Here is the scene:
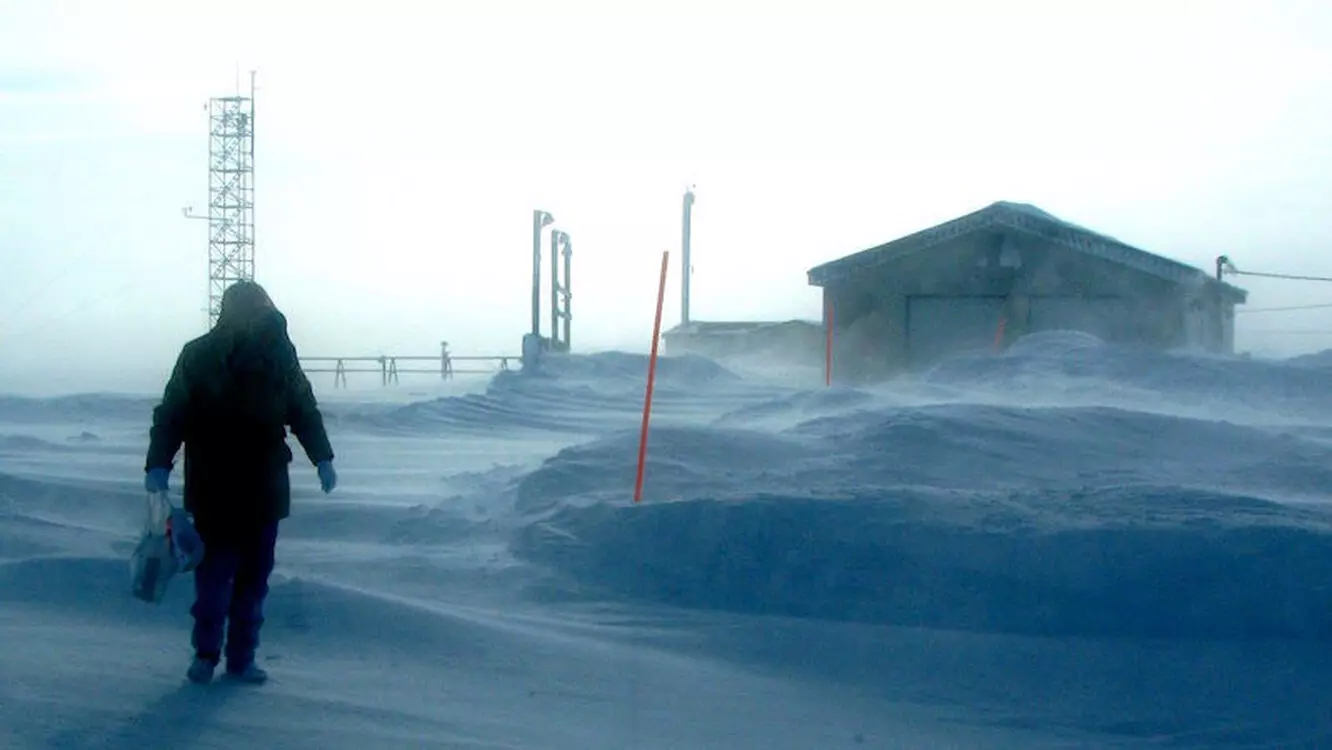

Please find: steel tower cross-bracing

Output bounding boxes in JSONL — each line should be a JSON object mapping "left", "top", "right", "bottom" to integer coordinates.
{"left": 205, "top": 77, "right": 255, "bottom": 328}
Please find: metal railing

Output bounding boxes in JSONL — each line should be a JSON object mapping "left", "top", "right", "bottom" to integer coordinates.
{"left": 300, "top": 343, "right": 518, "bottom": 388}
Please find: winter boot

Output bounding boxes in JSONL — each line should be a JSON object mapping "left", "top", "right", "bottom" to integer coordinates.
{"left": 186, "top": 656, "right": 217, "bottom": 685}
{"left": 224, "top": 661, "right": 268, "bottom": 685}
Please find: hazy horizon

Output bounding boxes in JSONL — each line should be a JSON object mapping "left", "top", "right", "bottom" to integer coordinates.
{"left": 5, "top": 0, "right": 1332, "bottom": 396}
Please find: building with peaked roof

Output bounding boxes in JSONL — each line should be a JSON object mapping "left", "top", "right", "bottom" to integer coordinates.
{"left": 807, "top": 201, "right": 1248, "bottom": 381}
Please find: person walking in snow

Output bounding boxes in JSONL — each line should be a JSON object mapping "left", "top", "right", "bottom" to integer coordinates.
{"left": 143, "top": 280, "right": 338, "bottom": 685}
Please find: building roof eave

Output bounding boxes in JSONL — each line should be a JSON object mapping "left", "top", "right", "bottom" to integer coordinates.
{"left": 806, "top": 201, "right": 1248, "bottom": 304}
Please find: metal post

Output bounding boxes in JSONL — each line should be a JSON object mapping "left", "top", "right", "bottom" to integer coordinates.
{"left": 532, "top": 211, "right": 544, "bottom": 337}
{"left": 532, "top": 210, "right": 555, "bottom": 338}
{"left": 562, "top": 236, "right": 572, "bottom": 350}
{"left": 550, "top": 229, "right": 564, "bottom": 350}
{"left": 682, "top": 188, "right": 695, "bottom": 328}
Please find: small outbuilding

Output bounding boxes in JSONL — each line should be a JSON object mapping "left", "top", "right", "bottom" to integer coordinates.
{"left": 807, "top": 201, "right": 1247, "bottom": 380}
{"left": 662, "top": 319, "right": 824, "bottom": 362}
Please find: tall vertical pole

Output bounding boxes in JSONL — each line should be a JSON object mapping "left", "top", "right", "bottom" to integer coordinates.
{"left": 682, "top": 188, "right": 695, "bottom": 328}
{"left": 562, "top": 237, "right": 572, "bottom": 350}
{"left": 524, "top": 210, "right": 554, "bottom": 369}
{"left": 550, "top": 229, "right": 563, "bottom": 350}
{"left": 531, "top": 210, "right": 548, "bottom": 338}
{"left": 634, "top": 250, "right": 670, "bottom": 504}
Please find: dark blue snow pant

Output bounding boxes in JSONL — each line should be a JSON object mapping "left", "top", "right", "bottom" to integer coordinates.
{"left": 190, "top": 522, "right": 279, "bottom": 670}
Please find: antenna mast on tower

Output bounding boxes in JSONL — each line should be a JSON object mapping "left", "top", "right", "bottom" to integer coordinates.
{"left": 186, "top": 71, "right": 256, "bottom": 328}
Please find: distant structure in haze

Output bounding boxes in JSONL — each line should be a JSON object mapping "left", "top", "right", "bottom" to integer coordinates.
{"left": 185, "top": 72, "right": 256, "bottom": 329}
{"left": 524, "top": 209, "right": 573, "bottom": 369}
{"left": 665, "top": 199, "right": 1250, "bottom": 383}
{"left": 808, "top": 201, "right": 1249, "bottom": 381}
{"left": 663, "top": 187, "right": 826, "bottom": 362}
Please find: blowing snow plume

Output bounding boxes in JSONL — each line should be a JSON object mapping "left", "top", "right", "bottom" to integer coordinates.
{"left": 7, "top": 341, "right": 1332, "bottom": 748}
{"left": 513, "top": 339, "right": 1332, "bottom": 640}
{"left": 923, "top": 331, "right": 1332, "bottom": 422}
{"left": 335, "top": 351, "right": 749, "bottom": 437}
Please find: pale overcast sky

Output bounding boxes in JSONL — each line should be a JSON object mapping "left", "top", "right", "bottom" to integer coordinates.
{"left": 3, "top": 0, "right": 1332, "bottom": 395}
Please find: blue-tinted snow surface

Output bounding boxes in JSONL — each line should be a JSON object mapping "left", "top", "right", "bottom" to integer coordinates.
{"left": 5, "top": 332, "right": 1332, "bottom": 747}
{"left": 5, "top": 336, "right": 1332, "bottom": 642}
{"left": 507, "top": 333, "right": 1332, "bottom": 640}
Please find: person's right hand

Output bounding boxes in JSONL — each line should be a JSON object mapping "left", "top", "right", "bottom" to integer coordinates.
{"left": 145, "top": 467, "right": 170, "bottom": 493}
{"left": 316, "top": 460, "right": 337, "bottom": 494}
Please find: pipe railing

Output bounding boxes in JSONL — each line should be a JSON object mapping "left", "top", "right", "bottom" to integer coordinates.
{"left": 300, "top": 345, "right": 518, "bottom": 388}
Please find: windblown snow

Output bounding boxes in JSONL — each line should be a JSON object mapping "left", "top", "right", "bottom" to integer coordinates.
{"left": 3, "top": 332, "right": 1331, "bottom": 748}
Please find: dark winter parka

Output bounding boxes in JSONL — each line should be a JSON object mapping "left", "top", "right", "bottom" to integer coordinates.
{"left": 144, "top": 283, "right": 333, "bottom": 537}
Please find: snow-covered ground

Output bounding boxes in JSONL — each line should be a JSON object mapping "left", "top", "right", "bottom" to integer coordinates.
{"left": 3, "top": 332, "right": 1331, "bottom": 748}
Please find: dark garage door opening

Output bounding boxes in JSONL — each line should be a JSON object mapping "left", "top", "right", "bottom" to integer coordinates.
{"left": 907, "top": 295, "right": 1006, "bottom": 367}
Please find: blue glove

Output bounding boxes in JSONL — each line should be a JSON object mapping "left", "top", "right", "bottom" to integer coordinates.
{"left": 316, "top": 460, "right": 337, "bottom": 494}
{"left": 145, "top": 467, "right": 170, "bottom": 493}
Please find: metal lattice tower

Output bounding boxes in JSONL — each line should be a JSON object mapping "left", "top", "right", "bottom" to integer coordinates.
{"left": 204, "top": 77, "right": 255, "bottom": 327}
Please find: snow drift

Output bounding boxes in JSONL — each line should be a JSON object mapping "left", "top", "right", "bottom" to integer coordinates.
{"left": 511, "top": 336, "right": 1332, "bottom": 640}
{"left": 5, "top": 333, "right": 1332, "bottom": 747}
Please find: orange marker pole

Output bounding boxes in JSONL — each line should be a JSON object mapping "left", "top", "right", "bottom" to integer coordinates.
{"left": 993, "top": 317, "right": 1007, "bottom": 352}
{"left": 634, "top": 250, "right": 670, "bottom": 503}
{"left": 825, "top": 299, "right": 834, "bottom": 387}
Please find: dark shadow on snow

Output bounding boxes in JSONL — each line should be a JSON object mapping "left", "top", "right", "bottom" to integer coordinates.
{"left": 42, "top": 680, "right": 247, "bottom": 750}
